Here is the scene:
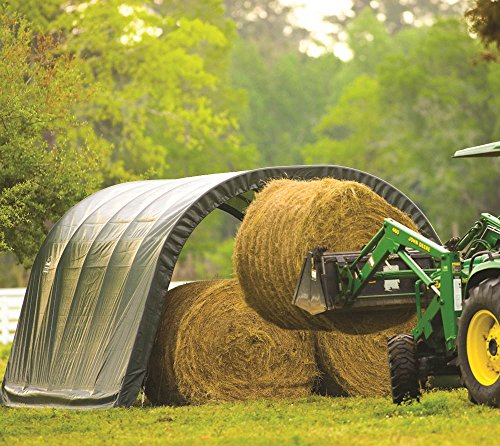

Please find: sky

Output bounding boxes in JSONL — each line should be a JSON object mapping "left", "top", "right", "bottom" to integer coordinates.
{"left": 281, "top": 0, "right": 354, "bottom": 26}
{"left": 279, "top": 0, "right": 464, "bottom": 59}
{"left": 280, "top": 0, "right": 354, "bottom": 59}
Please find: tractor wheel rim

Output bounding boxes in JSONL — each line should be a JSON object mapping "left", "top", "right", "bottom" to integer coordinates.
{"left": 467, "top": 309, "right": 500, "bottom": 386}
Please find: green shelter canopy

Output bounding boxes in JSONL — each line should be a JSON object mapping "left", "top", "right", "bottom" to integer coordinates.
{"left": 1, "top": 166, "right": 439, "bottom": 408}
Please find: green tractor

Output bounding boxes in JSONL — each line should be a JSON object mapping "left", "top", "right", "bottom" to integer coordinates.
{"left": 294, "top": 141, "right": 500, "bottom": 406}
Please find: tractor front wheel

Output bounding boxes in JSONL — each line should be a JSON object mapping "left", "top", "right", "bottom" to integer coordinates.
{"left": 388, "top": 334, "right": 421, "bottom": 404}
{"left": 458, "top": 277, "right": 500, "bottom": 407}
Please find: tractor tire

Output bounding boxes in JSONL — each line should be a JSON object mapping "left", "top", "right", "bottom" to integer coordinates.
{"left": 388, "top": 334, "right": 421, "bottom": 404}
{"left": 457, "top": 276, "right": 500, "bottom": 407}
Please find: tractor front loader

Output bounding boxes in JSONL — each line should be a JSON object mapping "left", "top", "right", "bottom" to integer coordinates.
{"left": 293, "top": 141, "right": 500, "bottom": 406}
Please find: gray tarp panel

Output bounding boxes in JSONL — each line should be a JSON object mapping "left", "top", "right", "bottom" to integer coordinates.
{"left": 1, "top": 166, "right": 440, "bottom": 408}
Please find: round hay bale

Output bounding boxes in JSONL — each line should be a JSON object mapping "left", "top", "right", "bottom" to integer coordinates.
{"left": 146, "top": 279, "right": 318, "bottom": 405}
{"left": 145, "top": 281, "right": 211, "bottom": 405}
{"left": 233, "top": 178, "right": 419, "bottom": 331}
{"left": 315, "top": 315, "right": 417, "bottom": 397}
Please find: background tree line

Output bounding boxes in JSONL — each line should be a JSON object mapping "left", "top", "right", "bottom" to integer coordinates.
{"left": 0, "top": 0, "right": 498, "bottom": 285}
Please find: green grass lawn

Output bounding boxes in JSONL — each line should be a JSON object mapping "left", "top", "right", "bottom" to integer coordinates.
{"left": 1, "top": 344, "right": 500, "bottom": 446}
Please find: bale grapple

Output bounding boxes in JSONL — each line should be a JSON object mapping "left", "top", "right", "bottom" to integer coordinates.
{"left": 294, "top": 141, "right": 500, "bottom": 406}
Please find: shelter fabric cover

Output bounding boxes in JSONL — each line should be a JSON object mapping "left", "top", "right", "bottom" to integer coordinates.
{"left": 1, "top": 166, "right": 439, "bottom": 408}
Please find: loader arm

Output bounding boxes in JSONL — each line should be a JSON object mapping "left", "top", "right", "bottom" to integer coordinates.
{"left": 293, "top": 218, "right": 463, "bottom": 350}
{"left": 340, "top": 219, "right": 462, "bottom": 350}
{"left": 344, "top": 219, "right": 447, "bottom": 299}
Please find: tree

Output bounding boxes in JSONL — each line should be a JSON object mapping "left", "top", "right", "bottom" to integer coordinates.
{"left": 54, "top": 0, "right": 258, "bottom": 181}
{"left": 6, "top": 0, "right": 258, "bottom": 182}
{"left": 377, "top": 19, "right": 499, "bottom": 235}
{"left": 302, "top": 16, "right": 499, "bottom": 239}
{"left": 2, "top": 0, "right": 62, "bottom": 30}
{"left": 327, "top": 0, "right": 464, "bottom": 35}
{"left": 328, "top": 8, "right": 397, "bottom": 100}
{"left": 231, "top": 38, "right": 340, "bottom": 165}
{"left": 224, "top": 0, "right": 309, "bottom": 59}
{"left": 301, "top": 75, "right": 394, "bottom": 171}
{"left": 2, "top": 1, "right": 260, "bottom": 278}
{"left": 466, "top": 0, "right": 500, "bottom": 49}
{"left": 0, "top": 14, "right": 108, "bottom": 266}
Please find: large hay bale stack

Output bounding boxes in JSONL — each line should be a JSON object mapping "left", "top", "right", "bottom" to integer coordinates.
{"left": 146, "top": 279, "right": 318, "bottom": 405}
{"left": 315, "top": 315, "right": 418, "bottom": 397}
{"left": 233, "top": 178, "right": 419, "bottom": 331}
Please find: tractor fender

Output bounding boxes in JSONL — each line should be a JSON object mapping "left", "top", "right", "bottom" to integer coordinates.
{"left": 464, "top": 259, "right": 500, "bottom": 298}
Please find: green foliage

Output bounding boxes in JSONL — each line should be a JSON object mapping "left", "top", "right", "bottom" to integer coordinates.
{"left": 50, "top": 0, "right": 257, "bottom": 181}
{"left": 6, "top": 0, "right": 258, "bottom": 182}
{"left": 0, "top": 14, "right": 107, "bottom": 267}
{"left": 303, "top": 13, "right": 499, "bottom": 239}
{"left": 2, "top": 0, "right": 62, "bottom": 30}
{"left": 202, "top": 237, "right": 235, "bottom": 277}
{"left": 0, "top": 343, "right": 10, "bottom": 378}
{"left": 303, "top": 75, "right": 386, "bottom": 168}
{"left": 231, "top": 38, "right": 340, "bottom": 165}
{"left": 328, "top": 0, "right": 464, "bottom": 35}
{"left": 346, "top": 8, "right": 393, "bottom": 72}
{"left": 0, "top": 253, "right": 29, "bottom": 287}
{"left": 174, "top": 210, "right": 238, "bottom": 280}
{"left": 1, "top": 1, "right": 259, "bottom": 276}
